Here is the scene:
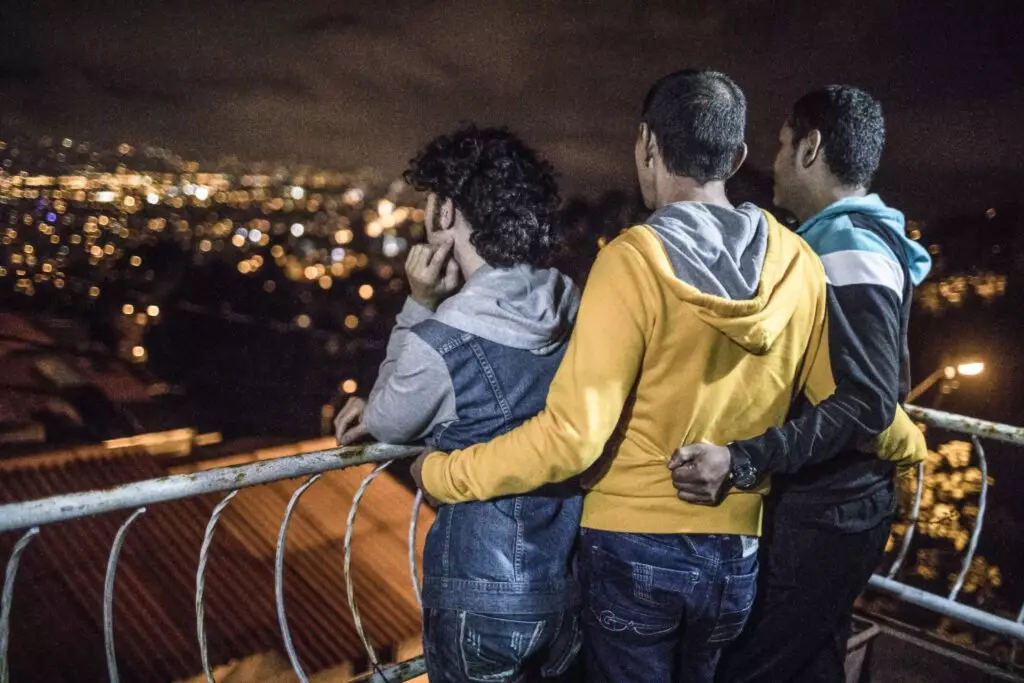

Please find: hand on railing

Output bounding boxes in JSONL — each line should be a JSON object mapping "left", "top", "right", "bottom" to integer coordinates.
{"left": 335, "top": 397, "right": 369, "bottom": 445}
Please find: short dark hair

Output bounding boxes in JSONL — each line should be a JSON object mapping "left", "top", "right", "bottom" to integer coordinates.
{"left": 404, "top": 124, "right": 560, "bottom": 268}
{"left": 641, "top": 69, "right": 747, "bottom": 184}
{"left": 788, "top": 85, "right": 885, "bottom": 188}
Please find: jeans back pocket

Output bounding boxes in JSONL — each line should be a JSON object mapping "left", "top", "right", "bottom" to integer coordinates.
{"left": 459, "top": 612, "right": 548, "bottom": 682}
{"left": 541, "top": 613, "right": 582, "bottom": 677}
{"left": 707, "top": 568, "right": 758, "bottom": 644}
{"left": 585, "top": 545, "right": 698, "bottom": 637}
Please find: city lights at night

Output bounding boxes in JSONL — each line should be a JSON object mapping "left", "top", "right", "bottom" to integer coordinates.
{"left": 0, "top": 1, "right": 1022, "bottom": 682}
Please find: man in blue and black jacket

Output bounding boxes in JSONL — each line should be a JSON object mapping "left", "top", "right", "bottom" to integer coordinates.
{"left": 670, "top": 86, "right": 932, "bottom": 682}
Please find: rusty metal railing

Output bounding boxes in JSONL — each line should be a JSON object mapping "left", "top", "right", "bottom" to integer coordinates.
{"left": 0, "top": 443, "right": 425, "bottom": 682}
{"left": 1, "top": 406, "right": 1022, "bottom": 681}
{"left": 869, "top": 405, "right": 1024, "bottom": 643}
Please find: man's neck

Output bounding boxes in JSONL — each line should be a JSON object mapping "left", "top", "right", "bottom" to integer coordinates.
{"left": 799, "top": 184, "right": 868, "bottom": 222}
{"left": 656, "top": 177, "right": 733, "bottom": 210}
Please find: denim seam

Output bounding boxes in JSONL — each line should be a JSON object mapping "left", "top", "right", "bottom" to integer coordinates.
{"left": 513, "top": 496, "right": 525, "bottom": 582}
{"left": 542, "top": 614, "right": 580, "bottom": 677}
{"left": 624, "top": 533, "right": 717, "bottom": 562}
{"left": 441, "top": 506, "right": 453, "bottom": 577}
{"left": 435, "top": 332, "right": 473, "bottom": 356}
{"left": 469, "top": 340, "right": 513, "bottom": 426}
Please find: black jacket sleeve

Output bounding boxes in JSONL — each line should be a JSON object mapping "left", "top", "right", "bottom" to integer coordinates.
{"left": 728, "top": 279, "right": 902, "bottom": 481}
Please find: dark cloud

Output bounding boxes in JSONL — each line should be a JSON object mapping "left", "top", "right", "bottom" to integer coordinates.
{"left": 80, "top": 67, "right": 317, "bottom": 103}
{"left": 292, "top": 11, "right": 364, "bottom": 36}
{"left": 1, "top": 0, "right": 1021, "bottom": 217}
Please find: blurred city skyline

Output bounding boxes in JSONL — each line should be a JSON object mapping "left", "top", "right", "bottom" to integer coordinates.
{"left": 2, "top": 0, "right": 1023, "bottom": 219}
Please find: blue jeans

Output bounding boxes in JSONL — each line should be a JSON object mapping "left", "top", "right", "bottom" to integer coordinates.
{"left": 580, "top": 529, "right": 759, "bottom": 683}
{"left": 422, "top": 607, "right": 582, "bottom": 683}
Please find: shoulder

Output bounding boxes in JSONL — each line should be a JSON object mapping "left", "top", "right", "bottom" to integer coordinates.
{"left": 588, "top": 227, "right": 661, "bottom": 291}
{"left": 803, "top": 215, "right": 903, "bottom": 295}
{"left": 410, "top": 318, "right": 469, "bottom": 356}
{"left": 811, "top": 214, "right": 898, "bottom": 261}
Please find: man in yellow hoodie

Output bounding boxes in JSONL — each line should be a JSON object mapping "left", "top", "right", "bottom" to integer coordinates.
{"left": 410, "top": 70, "right": 923, "bottom": 683}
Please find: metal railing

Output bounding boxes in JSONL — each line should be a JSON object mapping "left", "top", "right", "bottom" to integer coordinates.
{"left": 869, "top": 405, "right": 1024, "bottom": 644}
{"left": 0, "top": 406, "right": 1022, "bottom": 681}
{"left": 0, "top": 443, "right": 427, "bottom": 683}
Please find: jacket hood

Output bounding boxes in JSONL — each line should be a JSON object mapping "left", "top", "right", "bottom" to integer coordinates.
{"left": 433, "top": 264, "right": 580, "bottom": 354}
{"left": 645, "top": 202, "right": 767, "bottom": 300}
{"left": 798, "top": 194, "right": 932, "bottom": 285}
{"left": 632, "top": 203, "right": 819, "bottom": 355}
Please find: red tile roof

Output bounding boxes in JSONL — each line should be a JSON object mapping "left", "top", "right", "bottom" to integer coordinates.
{"left": 0, "top": 443, "right": 433, "bottom": 681}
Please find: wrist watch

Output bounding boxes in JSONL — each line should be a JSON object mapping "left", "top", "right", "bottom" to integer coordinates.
{"left": 729, "top": 446, "right": 759, "bottom": 490}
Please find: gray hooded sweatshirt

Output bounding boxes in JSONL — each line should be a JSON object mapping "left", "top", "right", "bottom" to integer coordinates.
{"left": 645, "top": 201, "right": 767, "bottom": 299}
{"left": 363, "top": 264, "right": 581, "bottom": 444}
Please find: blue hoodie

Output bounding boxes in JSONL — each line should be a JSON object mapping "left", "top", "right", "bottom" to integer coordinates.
{"left": 797, "top": 193, "right": 932, "bottom": 288}
{"left": 728, "top": 193, "right": 932, "bottom": 531}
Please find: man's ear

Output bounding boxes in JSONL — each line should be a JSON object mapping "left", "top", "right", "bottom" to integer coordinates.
{"left": 725, "top": 143, "right": 749, "bottom": 180}
{"left": 799, "top": 129, "right": 823, "bottom": 169}
{"left": 640, "top": 123, "right": 656, "bottom": 167}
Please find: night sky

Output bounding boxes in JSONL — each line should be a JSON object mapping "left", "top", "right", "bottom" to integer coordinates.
{"left": 2, "top": 0, "right": 1023, "bottom": 219}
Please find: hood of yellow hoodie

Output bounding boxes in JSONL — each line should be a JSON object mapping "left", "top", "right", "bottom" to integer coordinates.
{"left": 629, "top": 202, "right": 817, "bottom": 355}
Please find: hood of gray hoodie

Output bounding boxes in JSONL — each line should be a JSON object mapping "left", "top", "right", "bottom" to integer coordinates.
{"left": 433, "top": 264, "right": 581, "bottom": 354}
{"left": 645, "top": 201, "right": 768, "bottom": 299}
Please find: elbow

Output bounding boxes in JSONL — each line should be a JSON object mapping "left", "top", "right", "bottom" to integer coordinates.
{"left": 560, "top": 435, "right": 606, "bottom": 481}
{"left": 363, "top": 405, "right": 419, "bottom": 445}
{"left": 865, "top": 392, "right": 898, "bottom": 436}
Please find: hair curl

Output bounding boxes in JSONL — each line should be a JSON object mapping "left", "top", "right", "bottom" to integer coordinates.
{"left": 404, "top": 124, "right": 561, "bottom": 268}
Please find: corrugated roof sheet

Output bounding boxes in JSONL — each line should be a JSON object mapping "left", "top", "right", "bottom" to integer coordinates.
{"left": 0, "top": 446, "right": 433, "bottom": 682}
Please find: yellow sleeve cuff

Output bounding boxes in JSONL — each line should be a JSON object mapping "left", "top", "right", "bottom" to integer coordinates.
{"left": 421, "top": 450, "right": 459, "bottom": 504}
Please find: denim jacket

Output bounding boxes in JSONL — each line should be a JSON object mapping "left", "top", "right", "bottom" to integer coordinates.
{"left": 414, "top": 318, "right": 583, "bottom": 615}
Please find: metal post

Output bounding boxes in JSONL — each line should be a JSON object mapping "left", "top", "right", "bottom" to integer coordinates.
{"left": 887, "top": 461, "right": 925, "bottom": 579}
{"left": 868, "top": 574, "right": 1024, "bottom": 642}
{"left": 0, "top": 528, "right": 39, "bottom": 683}
{"left": 276, "top": 475, "right": 322, "bottom": 683}
{"left": 949, "top": 436, "right": 989, "bottom": 601}
{"left": 103, "top": 508, "right": 147, "bottom": 683}
{"left": 906, "top": 367, "right": 948, "bottom": 404}
{"left": 196, "top": 490, "right": 238, "bottom": 683}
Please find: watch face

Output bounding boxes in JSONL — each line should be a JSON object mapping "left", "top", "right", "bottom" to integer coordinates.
{"left": 732, "top": 463, "right": 757, "bottom": 489}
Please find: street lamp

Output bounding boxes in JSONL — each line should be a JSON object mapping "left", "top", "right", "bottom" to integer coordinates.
{"left": 906, "top": 360, "right": 985, "bottom": 403}
{"left": 956, "top": 362, "right": 984, "bottom": 377}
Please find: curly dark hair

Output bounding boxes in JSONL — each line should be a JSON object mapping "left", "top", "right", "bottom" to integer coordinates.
{"left": 789, "top": 85, "right": 885, "bottom": 188}
{"left": 404, "top": 124, "right": 561, "bottom": 268}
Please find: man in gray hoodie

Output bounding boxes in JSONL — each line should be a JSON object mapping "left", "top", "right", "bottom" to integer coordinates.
{"left": 334, "top": 124, "right": 583, "bottom": 683}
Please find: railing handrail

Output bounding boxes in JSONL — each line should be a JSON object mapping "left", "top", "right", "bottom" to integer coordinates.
{"left": 2, "top": 407, "right": 1024, "bottom": 682}
{"left": 0, "top": 443, "right": 422, "bottom": 533}
{"left": 1, "top": 405, "right": 1020, "bottom": 535}
{"left": 904, "top": 405, "right": 1024, "bottom": 445}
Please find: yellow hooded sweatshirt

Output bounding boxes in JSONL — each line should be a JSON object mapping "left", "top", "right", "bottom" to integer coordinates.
{"left": 421, "top": 205, "right": 924, "bottom": 535}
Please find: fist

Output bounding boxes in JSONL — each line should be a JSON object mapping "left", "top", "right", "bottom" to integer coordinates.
{"left": 668, "top": 442, "right": 732, "bottom": 506}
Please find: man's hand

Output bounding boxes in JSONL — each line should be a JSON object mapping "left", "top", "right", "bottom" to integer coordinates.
{"left": 334, "top": 397, "right": 369, "bottom": 446}
{"left": 668, "top": 442, "right": 732, "bottom": 506}
{"left": 410, "top": 448, "right": 442, "bottom": 507}
{"left": 406, "top": 238, "right": 461, "bottom": 311}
